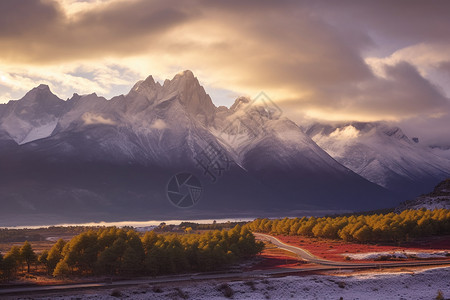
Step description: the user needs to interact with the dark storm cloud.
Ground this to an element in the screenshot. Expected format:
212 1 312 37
311 0 450 45
73 1 195 39
0 0 62 37
0 0 375 85
0 0 195 62
289 61 450 118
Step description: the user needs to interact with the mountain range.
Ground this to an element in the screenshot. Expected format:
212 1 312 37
0 70 449 226
306 122 450 199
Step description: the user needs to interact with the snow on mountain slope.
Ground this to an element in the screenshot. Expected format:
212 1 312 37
0 84 65 144
210 98 394 210
43 71 220 167
212 97 347 171
0 71 403 224
306 122 450 197
20 120 58 144
430 145 450 160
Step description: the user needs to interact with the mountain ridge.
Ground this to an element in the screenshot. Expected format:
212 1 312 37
0 70 444 225
306 121 450 198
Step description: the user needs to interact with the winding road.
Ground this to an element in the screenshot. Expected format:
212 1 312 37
253 232 450 268
1 233 449 297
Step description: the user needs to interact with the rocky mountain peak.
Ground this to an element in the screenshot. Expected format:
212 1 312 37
22 84 60 103
430 178 450 196
128 71 216 124
37 83 50 90
173 69 195 80
129 74 162 100
161 70 216 124
164 70 199 91
379 124 410 142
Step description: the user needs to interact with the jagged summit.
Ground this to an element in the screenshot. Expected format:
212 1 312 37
0 71 448 225
22 84 60 103
173 69 195 79
0 84 64 144
132 70 217 124
429 178 450 196
130 75 162 94
163 69 201 92
166 70 216 124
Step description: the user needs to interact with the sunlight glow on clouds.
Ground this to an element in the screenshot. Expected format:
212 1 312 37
330 125 360 140
0 0 449 145
82 112 116 125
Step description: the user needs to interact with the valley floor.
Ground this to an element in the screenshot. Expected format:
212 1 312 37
4 266 450 299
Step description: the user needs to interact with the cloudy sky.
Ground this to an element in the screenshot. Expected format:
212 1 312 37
1 0 449 146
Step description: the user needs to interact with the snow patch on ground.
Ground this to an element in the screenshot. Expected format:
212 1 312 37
27 267 450 300
399 196 450 210
344 250 449 260
408 199 450 210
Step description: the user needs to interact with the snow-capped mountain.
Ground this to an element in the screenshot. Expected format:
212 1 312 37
306 122 450 198
210 97 392 209
0 72 284 225
0 71 415 225
0 84 65 144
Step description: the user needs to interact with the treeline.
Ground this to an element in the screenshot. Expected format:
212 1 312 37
0 241 37 279
246 209 450 243
0 225 263 280
179 221 248 231
0 226 95 243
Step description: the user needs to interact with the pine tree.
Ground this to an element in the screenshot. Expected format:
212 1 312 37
20 241 37 273
1 254 17 280
6 246 21 273
53 260 70 278
47 239 66 273
38 250 49 274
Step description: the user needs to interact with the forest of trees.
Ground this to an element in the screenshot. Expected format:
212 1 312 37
178 221 248 231
0 225 263 281
246 209 450 243
0 226 99 243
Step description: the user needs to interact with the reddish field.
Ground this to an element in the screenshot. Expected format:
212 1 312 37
273 235 450 263
248 242 308 270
